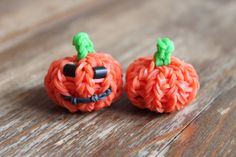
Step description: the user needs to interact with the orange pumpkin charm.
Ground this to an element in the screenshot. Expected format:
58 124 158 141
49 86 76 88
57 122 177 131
44 32 123 112
125 38 199 113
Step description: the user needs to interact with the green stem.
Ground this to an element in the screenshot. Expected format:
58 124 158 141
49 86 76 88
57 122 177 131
154 38 175 66
72 32 95 61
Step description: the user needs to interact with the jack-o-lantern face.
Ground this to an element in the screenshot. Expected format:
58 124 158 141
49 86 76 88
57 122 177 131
44 33 122 112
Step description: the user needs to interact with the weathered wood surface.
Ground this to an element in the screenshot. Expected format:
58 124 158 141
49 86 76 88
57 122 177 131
0 0 236 156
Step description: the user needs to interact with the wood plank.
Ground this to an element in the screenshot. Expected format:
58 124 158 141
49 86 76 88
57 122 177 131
161 84 236 157
0 0 107 53
0 0 235 156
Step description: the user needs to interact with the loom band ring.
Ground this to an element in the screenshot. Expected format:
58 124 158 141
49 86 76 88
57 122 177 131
63 87 112 105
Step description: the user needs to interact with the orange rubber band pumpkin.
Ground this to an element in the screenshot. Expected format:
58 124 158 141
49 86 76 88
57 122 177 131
125 38 199 113
44 32 123 112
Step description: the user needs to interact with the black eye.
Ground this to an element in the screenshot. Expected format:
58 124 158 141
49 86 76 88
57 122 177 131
63 64 107 79
63 64 76 77
93 67 107 79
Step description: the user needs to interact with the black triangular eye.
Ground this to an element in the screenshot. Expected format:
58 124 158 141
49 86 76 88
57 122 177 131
93 67 107 79
63 64 76 77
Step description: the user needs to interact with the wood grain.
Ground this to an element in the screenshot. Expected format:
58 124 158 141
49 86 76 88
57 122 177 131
163 84 236 157
0 0 236 156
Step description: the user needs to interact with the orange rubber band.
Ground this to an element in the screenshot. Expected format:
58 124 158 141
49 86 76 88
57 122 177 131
125 56 199 113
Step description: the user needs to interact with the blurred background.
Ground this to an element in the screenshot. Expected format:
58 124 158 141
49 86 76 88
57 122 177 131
1 0 235 71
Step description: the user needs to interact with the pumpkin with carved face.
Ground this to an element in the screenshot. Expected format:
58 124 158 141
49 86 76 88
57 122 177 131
44 33 123 112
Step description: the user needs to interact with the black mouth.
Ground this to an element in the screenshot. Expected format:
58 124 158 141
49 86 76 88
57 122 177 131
63 87 112 105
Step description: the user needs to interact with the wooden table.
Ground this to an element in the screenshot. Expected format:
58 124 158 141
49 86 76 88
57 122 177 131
1 0 236 156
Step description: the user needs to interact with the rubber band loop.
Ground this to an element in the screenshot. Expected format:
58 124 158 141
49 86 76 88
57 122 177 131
63 87 112 105
154 38 175 66
72 32 95 61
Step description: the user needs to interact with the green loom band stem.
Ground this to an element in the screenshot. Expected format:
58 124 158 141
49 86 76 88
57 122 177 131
154 38 175 66
72 32 95 61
